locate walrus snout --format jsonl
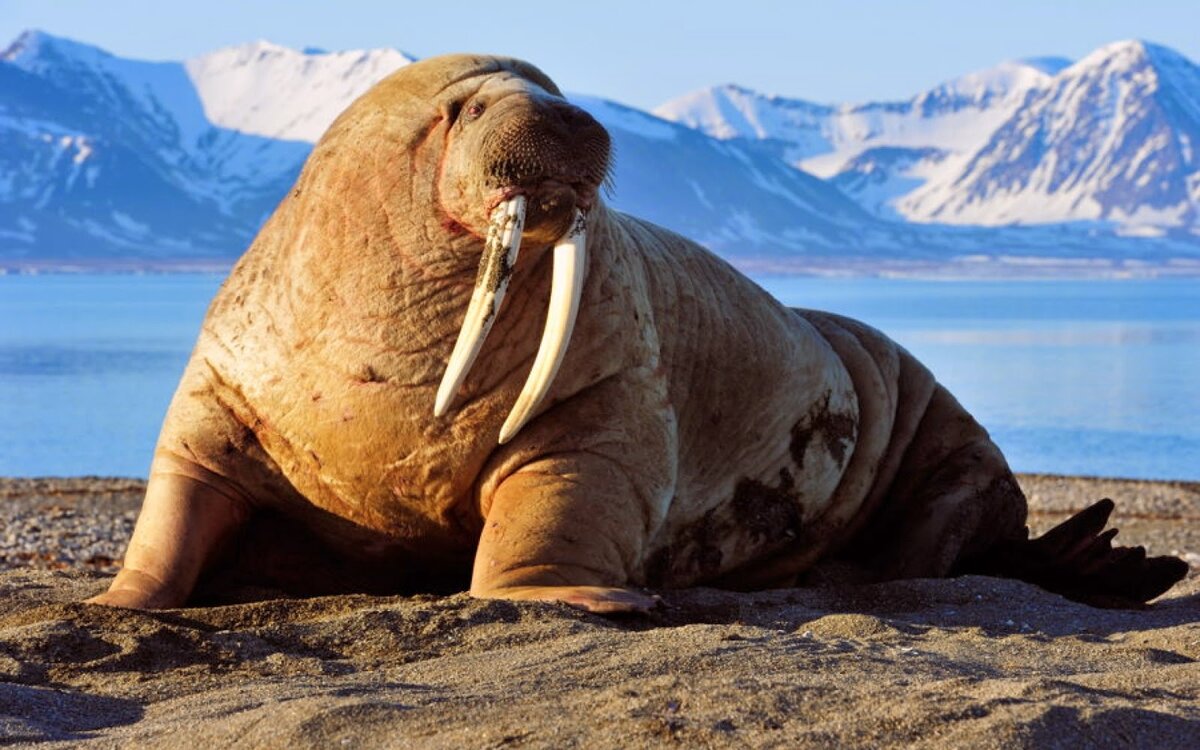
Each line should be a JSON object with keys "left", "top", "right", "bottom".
{"left": 479, "top": 94, "right": 610, "bottom": 227}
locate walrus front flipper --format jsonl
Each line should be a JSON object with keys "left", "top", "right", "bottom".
{"left": 85, "top": 451, "right": 252, "bottom": 609}
{"left": 971, "top": 499, "right": 1189, "bottom": 608}
{"left": 470, "top": 446, "right": 667, "bottom": 615}
{"left": 86, "top": 356, "right": 274, "bottom": 609}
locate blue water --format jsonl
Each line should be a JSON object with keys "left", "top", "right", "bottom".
{"left": 2, "top": 274, "right": 1198, "bottom": 480}
{"left": 0, "top": 274, "right": 223, "bottom": 477}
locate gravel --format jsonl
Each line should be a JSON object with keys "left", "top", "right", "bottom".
{"left": 0, "top": 477, "right": 141, "bottom": 573}
{"left": 1, "top": 473, "right": 1197, "bottom": 574}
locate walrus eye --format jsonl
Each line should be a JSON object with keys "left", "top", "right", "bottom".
{"left": 465, "top": 101, "right": 486, "bottom": 121}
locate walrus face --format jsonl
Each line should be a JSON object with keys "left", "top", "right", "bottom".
{"left": 437, "top": 74, "right": 611, "bottom": 246}
{"left": 430, "top": 63, "right": 611, "bottom": 443}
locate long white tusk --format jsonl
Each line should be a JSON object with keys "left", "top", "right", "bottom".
{"left": 434, "top": 196, "right": 526, "bottom": 417}
{"left": 498, "top": 210, "right": 587, "bottom": 444}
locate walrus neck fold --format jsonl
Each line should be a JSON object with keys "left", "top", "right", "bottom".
{"left": 435, "top": 203, "right": 588, "bottom": 444}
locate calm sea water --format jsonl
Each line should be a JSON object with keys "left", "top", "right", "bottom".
{"left": 2, "top": 274, "right": 1198, "bottom": 480}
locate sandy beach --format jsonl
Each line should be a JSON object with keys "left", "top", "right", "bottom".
{"left": 1, "top": 474, "right": 1198, "bottom": 747}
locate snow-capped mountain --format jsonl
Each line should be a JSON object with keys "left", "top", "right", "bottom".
{"left": 0, "top": 31, "right": 346, "bottom": 263}
{"left": 913, "top": 41, "right": 1200, "bottom": 235}
{"left": 569, "top": 96, "right": 896, "bottom": 260}
{"left": 1, "top": 30, "right": 1198, "bottom": 273}
{"left": 657, "top": 43, "right": 1200, "bottom": 239}
{"left": 655, "top": 57, "right": 1064, "bottom": 180}
{"left": 184, "top": 40, "right": 416, "bottom": 142}
{"left": 0, "top": 30, "right": 890, "bottom": 268}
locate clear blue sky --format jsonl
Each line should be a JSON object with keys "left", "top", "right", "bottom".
{"left": 2, "top": 0, "right": 1198, "bottom": 108}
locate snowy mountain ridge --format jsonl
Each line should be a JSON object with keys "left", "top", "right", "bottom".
{"left": 184, "top": 40, "right": 416, "bottom": 142}
{"left": 0, "top": 30, "right": 893, "bottom": 269}
{"left": 655, "top": 57, "right": 1060, "bottom": 176}
{"left": 2, "top": 30, "right": 1199, "bottom": 274}
{"left": 656, "top": 40, "right": 1200, "bottom": 239}
{"left": 917, "top": 40, "right": 1200, "bottom": 234}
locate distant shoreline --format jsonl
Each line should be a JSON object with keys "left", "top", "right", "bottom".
{"left": 5, "top": 257, "right": 1200, "bottom": 280}
{"left": 0, "top": 262, "right": 234, "bottom": 275}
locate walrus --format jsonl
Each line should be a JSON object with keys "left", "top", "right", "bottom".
{"left": 88, "top": 54, "right": 1187, "bottom": 613}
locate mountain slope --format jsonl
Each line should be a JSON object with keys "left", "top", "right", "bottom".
{"left": 655, "top": 57, "right": 1061, "bottom": 177}
{"left": 909, "top": 41, "right": 1200, "bottom": 235}
{"left": 184, "top": 40, "right": 416, "bottom": 142}
{"left": 0, "top": 31, "right": 897, "bottom": 267}
{"left": 571, "top": 96, "right": 893, "bottom": 258}
{"left": 1, "top": 31, "right": 1198, "bottom": 273}
{"left": 0, "top": 31, "right": 309, "bottom": 263}
{"left": 657, "top": 45, "right": 1200, "bottom": 238}
{"left": 655, "top": 59, "right": 1066, "bottom": 228}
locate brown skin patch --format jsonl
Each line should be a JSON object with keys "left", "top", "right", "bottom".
{"left": 440, "top": 216, "right": 468, "bottom": 236}
{"left": 952, "top": 471, "right": 1028, "bottom": 563}
{"left": 731, "top": 468, "right": 804, "bottom": 546}
{"left": 649, "top": 469, "right": 806, "bottom": 587}
{"left": 352, "top": 364, "right": 386, "bottom": 384}
{"left": 790, "top": 391, "right": 857, "bottom": 470}
{"left": 686, "top": 509, "right": 726, "bottom": 578}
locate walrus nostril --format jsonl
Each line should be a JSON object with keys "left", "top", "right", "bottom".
{"left": 556, "top": 106, "right": 600, "bottom": 132}
{"left": 479, "top": 100, "right": 610, "bottom": 193}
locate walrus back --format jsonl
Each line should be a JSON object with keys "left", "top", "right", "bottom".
{"left": 619, "top": 213, "right": 860, "bottom": 513}
{"left": 786, "top": 309, "right": 1187, "bottom": 606}
{"left": 791, "top": 309, "right": 1043, "bottom": 575}
{"left": 576, "top": 213, "right": 1181, "bottom": 607}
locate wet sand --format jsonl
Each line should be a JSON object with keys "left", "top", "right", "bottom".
{"left": 1, "top": 474, "right": 1197, "bottom": 747}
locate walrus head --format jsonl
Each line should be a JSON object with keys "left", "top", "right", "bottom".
{"left": 424, "top": 58, "right": 611, "bottom": 442}
{"left": 436, "top": 64, "right": 610, "bottom": 246}
{"left": 312, "top": 55, "right": 610, "bottom": 443}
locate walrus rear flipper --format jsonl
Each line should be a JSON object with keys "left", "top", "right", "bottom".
{"left": 967, "top": 499, "right": 1188, "bottom": 608}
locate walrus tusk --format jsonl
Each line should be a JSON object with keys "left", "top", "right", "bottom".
{"left": 498, "top": 210, "right": 587, "bottom": 444}
{"left": 434, "top": 196, "right": 526, "bottom": 417}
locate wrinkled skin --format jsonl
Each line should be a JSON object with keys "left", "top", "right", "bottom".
{"left": 89, "top": 55, "right": 1187, "bottom": 613}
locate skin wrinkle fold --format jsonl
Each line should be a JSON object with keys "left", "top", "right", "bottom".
{"left": 432, "top": 80, "right": 493, "bottom": 242}
{"left": 809, "top": 340, "right": 929, "bottom": 558}
{"left": 148, "top": 466, "right": 252, "bottom": 514}
{"left": 199, "top": 363, "right": 357, "bottom": 527}
{"left": 796, "top": 320, "right": 883, "bottom": 534}
{"left": 491, "top": 562, "right": 618, "bottom": 586}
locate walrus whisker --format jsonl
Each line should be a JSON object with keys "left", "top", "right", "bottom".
{"left": 498, "top": 209, "right": 587, "bottom": 444}
{"left": 434, "top": 195, "right": 526, "bottom": 417}
{"left": 600, "top": 143, "right": 617, "bottom": 198}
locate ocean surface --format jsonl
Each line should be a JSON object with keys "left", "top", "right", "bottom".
{"left": 2, "top": 274, "right": 1198, "bottom": 481}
